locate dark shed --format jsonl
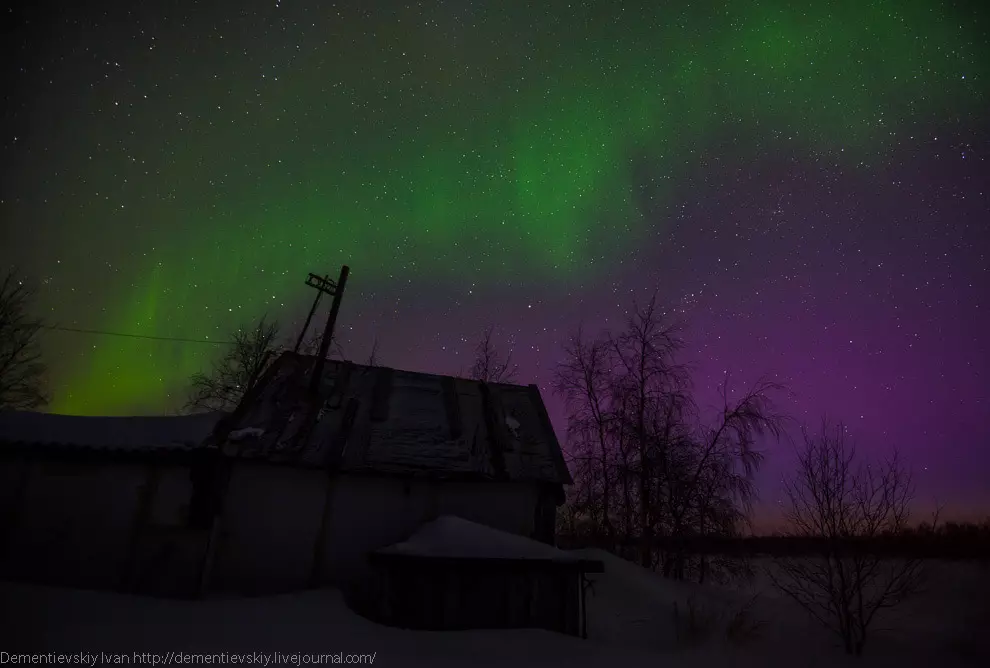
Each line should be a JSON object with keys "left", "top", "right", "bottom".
{"left": 367, "top": 516, "right": 604, "bottom": 637}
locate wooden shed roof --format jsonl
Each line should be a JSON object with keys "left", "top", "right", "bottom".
{"left": 0, "top": 410, "right": 225, "bottom": 455}
{"left": 371, "top": 516, "right": 603, "bottom": 572}
{"left": 213, "top": 352, "right": 572, "bottom": 485}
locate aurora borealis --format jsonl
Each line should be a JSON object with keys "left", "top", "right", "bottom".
{"left": 2, "top": 0, "right": 988, "bottom": 522}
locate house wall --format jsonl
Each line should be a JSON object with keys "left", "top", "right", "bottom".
{"left": 432, "top": 479, "right": 541, "bottom": 537}
{"left": 0, "top": 458, "right": 144, "bottom": 589}
{"left": 0, "top": 456, "right": 31, "bottom": 551}
{"left": 0, "top": 454, "right": 554, "bottom": 597}
{"left": 0, "top": 457, "right": 208, "bottom": 596}
{"left": 209, "top": 463, "right": 326, "bottom": 595}
{"left": 129, "top": 465, "right": 207, "bottom": 597}
{"left": 204, "top": 465, "right": 547, "bottom": 592}
{"left": 318, "top": 475, "right": 430, "bottom": 587}
{"left": 316, "top": 475, "right": 542, "bottom": 587}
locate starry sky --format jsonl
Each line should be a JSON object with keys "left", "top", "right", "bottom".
{"left": 2, "top": 0, "right": 988, "bottom": 525}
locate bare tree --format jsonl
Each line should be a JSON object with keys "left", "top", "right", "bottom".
{"left": 185, "top": 316, "right": 282, "bottom": 413}
{"left": 470, "top": 324, "right": 518, "bottom": 383}
{"left": 553, "top": 295, "right": 785, "bottom": 578}
{"left": 298, "top": 329, "right": 345, "bottom": 360}
{"left": 0, "top": 270, "right": 49, "bottom": 410}
{"left": 366, "top": 336, "right": 380, "bottom": 367}
{"left": 768, "top": 419, "right": 924, "bottom": 656}
{"left": 610, "top": 293, "right": 691, "bottom": 568}
{"left": 555, "top": 327, "right": 617, "bottom": 547}
{"left": 665, "top": 374, "right": 786, "bottom": 580}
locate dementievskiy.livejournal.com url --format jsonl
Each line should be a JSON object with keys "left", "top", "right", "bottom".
{"left": 0, "top": 652, "right": 377, "bottom": 666}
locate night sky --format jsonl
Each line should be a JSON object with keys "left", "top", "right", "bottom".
{"left": 2, "top": 0, "right": 988, "bottom": 526}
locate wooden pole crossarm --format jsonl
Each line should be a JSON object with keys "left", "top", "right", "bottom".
{"left": 305, "top": 273, "right": 339, "bottom": 294}
{"left": 294, "top": 270, "right": 345, "bottom": 354}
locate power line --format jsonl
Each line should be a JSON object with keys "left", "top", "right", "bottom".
{"left": 42, "top": 325, "right": 234, "bottom": 345}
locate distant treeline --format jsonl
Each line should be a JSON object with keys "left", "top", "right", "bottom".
{"left": 558, "top": 520, "right": 990, "bottom": 560}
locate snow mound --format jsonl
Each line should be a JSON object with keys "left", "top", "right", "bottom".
{"left": 578, "top": 548, "right": 742, "bottom": 605}
{"left": 0, "top": 582, "right": 673, "bottom": 667}
{"left": 571, "top": 548, "right": 751, "bottom": 652}
{"left": 2, "top": 553, "right": 982, "bottom": 668}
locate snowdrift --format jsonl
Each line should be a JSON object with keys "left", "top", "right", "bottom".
{"left": 2, "top": 553, "right": 985, "bottom": 667}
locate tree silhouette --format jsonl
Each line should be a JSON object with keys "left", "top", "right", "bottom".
{"left": 769, "top": 419, "right": 925, "bottom": 656}
{"left": 470, "top": 324, "right": 518, "bottom": 383}
{"left": 609, "top": 294, "right": 691, "bottom": 568}
{"left": 0, "top": 270, "right": 49, "bottom": 411}
{"left": 554, "top": 295, "right": 785, "bottom": 579}
{"left": 365, "top": 336, "right": 380, "bottom": 366}
{"left": 555, "top": 327, "right": 618, "bottom": 548}
{"left": 297, "top": 329, "right": 345, "bottom": 361}
{"left": 185, "top": 316, "right": 281, "bottom": 413}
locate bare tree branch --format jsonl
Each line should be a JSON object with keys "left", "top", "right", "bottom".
{"left": 298, "top": 329, "right": 345, "bottom": 361}
{"left": 184, "top": 316, "right": 282, "bottom": 414}
{"left": 554, "top": 294, "right": 785, "bottom": 580}
{"left": 555, "top": 326, "right": 618, "bottom": 547}
{"left": 609, "top": 293, "right": 693, "bottom": 569}
{"left": 470, "top": 324, "right": 518, "bottom": 383}
{"left": 366, "top": 336, "right": 380, "bottom": 367}
{"left": 0, "top": 270, "right": 49, "bottom": 411}
{"left": 769, "top": 419, "right": 925, "bottom": 656}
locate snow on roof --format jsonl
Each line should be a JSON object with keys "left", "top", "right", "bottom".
{"left": 0, "top": 411, "right": 226, "bottom": 452}
{"left": 221, "top": 353, "right": 572, "bottom": 485}
{"left": 377, "top": 516, "right": 588, "bottom": 563}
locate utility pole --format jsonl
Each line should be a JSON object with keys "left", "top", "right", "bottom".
{"left": 309, "top": 265, "right": 349, "bottom": 395}
{"left": 294, "top": 273, "right": 334, "bottom": 354}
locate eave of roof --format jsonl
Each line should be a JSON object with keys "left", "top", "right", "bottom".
{"left": 0, "top": 411, "right": 226, "bottom": 454}
{"left": 368, "top": 552, "right": 604, "bottom": 572}
{"left": 370, "top": 516, "right": 604, "bottom": 572}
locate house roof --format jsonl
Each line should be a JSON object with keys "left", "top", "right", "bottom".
{"left": 0, "top": 410, "right": 226, "bottom": 453}
{"left": 214, "top": 352, "right": 572, "bottom": 485}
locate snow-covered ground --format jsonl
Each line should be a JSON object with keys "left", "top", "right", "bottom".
{"left": 2, "top": 553, "right": 986, "bottom": 667}
{"left": 579, "top": 551, "right": 988, "bottom": 667}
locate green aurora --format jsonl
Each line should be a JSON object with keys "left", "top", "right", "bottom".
{"left": 6, "top": 0, "right": 984, "bottom": 415}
